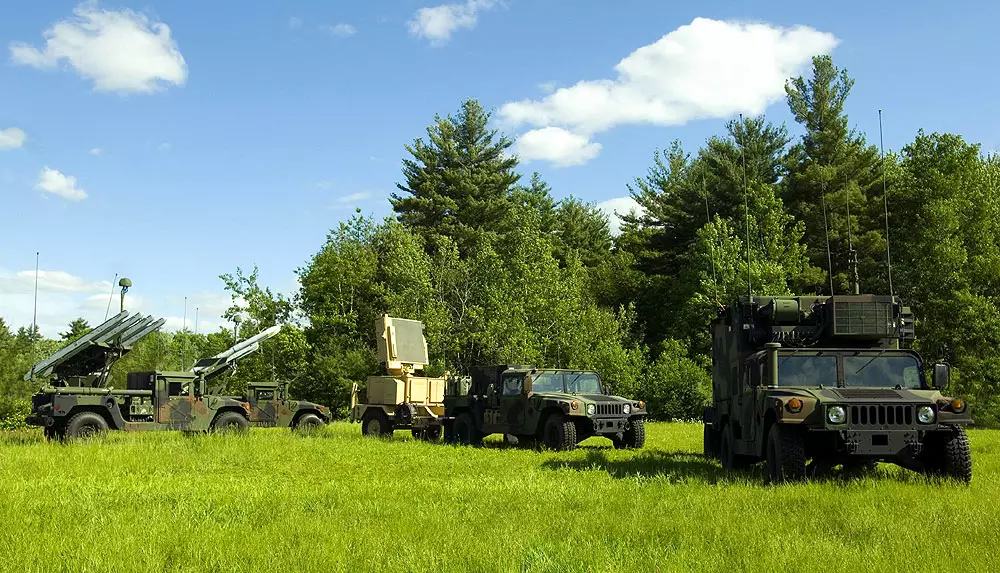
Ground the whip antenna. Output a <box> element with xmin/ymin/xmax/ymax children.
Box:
<box><xmin>879</xmin><ymin>109</ymin><xmax>894</xmax><ymax>298</ymax></box>
<box><xmin>703</xmin><ymin>173</ymin><xmax>719</xmax><ymax>302</ymax></box>
<box><xmin>846</xmin><ymin>177</ymin><xmax>859</xmax><ymax>294</ymax></box>
<box><xmin>821</xmin><ymin>181</ymin><xmax>834</xmax><ymax>295</ymax></box>
<box><xmin>739</xmin><ymin>113</ymin><xmax>752</xmax><ymax>299</ymax></box>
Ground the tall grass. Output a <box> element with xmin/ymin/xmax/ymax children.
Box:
<box><xmin>0</xmin><ymin>422</ymin><xmax>997</xmax><ymax>572</ymax></box>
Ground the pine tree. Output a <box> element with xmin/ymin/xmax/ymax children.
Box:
<box><xmin>60</xmin><ymin>318</ymin><xmax>91</xmax><ymax>342</ymax></box>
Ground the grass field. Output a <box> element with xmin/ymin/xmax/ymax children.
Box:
<box><xmin>1</xmin><ymin>422</ymin><xmax>998</xmax><ymax>573</ymax></box>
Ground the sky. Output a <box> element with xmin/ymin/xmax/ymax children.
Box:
<box><xmin>1</xmin><ymin>0</ymin><xmax>998</xmax><ymax>339</ymax></box>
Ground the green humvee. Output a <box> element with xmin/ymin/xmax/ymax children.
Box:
<box><xmin>24</xmin><ymin>311</ymin><xmax>282</xmax><ymax>440</ymax></box>
<box><xmin>703</xmin><ymin>295</ymin><xmax>974</xmax><ymax>483</ymax></box>
<box><xmin>443</xmin><ymin>365</ymin><xmax>647</xmax><ymax>450</ymax></box>
<box><xmin>235</xmin><ymin>380</ymin><xmax>330</xmax><ymax>431</ymax></box>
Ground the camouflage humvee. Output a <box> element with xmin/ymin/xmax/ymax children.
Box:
<box><xmin>704</xmin><ymin>295</ymin><xmax>974</xmax><ymax>483</ymax></box>
<box><xmin>233</xmin><ymin>380</ymin><xmax>330</xmax><ymax>431</ymax></box>
<box><xmin>443</xmin><ymin>365</ymin><xmax>647</xmax><ymax>451</ymax></box>
<box><xmin>23</xmin><ymin>311</ymin><xmax>282</xmax><ymax>440</ymax></box>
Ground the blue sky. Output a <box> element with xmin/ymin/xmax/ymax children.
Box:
<box><xmin>1</xmin><ymin>0</ymin><xmax>997</xmax><ymax>338</ymax></box>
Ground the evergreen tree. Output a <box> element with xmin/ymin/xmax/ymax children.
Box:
<box><xmin>59</xmin><ymin>318</ymin><xmax>91</xmax><ymax>342</ymax></box>
<box><xmin>391</xmin><ymin>98</ymin><xmax>521</xmax><ymax>256</ymax></box>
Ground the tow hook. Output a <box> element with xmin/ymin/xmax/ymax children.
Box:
<box><xmin>623</xmin><ymin>419</ymin><xmax>631</xmax><ymax>432</ymax></box>
<box><xmin>840</xmin><ymin>430</ymin><xmax>859</xmax><ymax>453</ymax></box>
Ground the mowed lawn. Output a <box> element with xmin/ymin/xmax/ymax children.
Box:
<box><xmin>1</xmin><ymin>422</ymin><xmax>998</xmax><ymax>573</ymax></box>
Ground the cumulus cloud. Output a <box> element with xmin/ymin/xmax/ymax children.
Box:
<box><xmin>596</xmin><ymin>197</ymin><xmax>644</xmax><ymax>236</ymax></box>
<box><xmin>499</xmin><ymin>17</ymin><xmax>837</xmax><ymax>166</ymax></box>
<box><xmin>0</xmin><ymin>127</ymin><xmax>26</xmax><ymax>150</ymax></box>
<box><xmin>514</xmin><ymin>126</ymin><xmax>602</xmax><ymax>167</ymax></box>
<box><xmin>0</xmin><ymin>269</ymin><xmax>111</xmax><ymax>295</ymax></box>
<box><xmin>9</xmin><ymin>1</ymin><xmax>188</xmax><ymax>93</ymax></box>
<box><xmin>35</xmin><ymin>167</ymin><xmax>88</xmax><ymax>201</ymax></box>
<box><xmin>323</xmin><ymin>23</ymin><xmax>357</xmax><ymax>38</ymax></box>
<box><xmin>407</xmin><ymin>0</ymin><xmax>496</xmax><ymax>45</ymax></box>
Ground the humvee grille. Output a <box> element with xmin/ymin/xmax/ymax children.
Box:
<box><xmin>850</xmin><ymin>404</ymin><xmax>913</xmax><ymax>427</ymax></box>
<box><xmin>596</xmin><ymin>404</ymin><xmax>624</xmax><ymax>417</ymax></box>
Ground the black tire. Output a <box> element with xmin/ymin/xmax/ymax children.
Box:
<box><xmin>44</xmin><ymin>425</ymin><xmax>62</xmax><ymax>441</ymax></box>
<box><xmin>613</xmin><ymin>418</ymin><xmax>645</xmax><ymax>450</ymax></box>
<box><xmin>361</xmin><ymin>410</ymin><xmax>392</xmax><ymax>437</ymax></box>
<box><xmin>65</xmin><ymin>412</ymin><xmax>108</xmax><ymax>440</ymax></box>
<box><xmin>542</xmin><ymin>413</ymin><xmax>577</xmax><ymax>451</ymax></box>
<box><xmin>442</xmin><ymin>421</ymin><xmax>456</xmax><ymax>443</ymax></box>
<box><xmin>765</xmin><ymin>424</ymin><xmax>807</xmax><ymax>483</ymax></box>
<box><xmin>720</xmin><ymin>423</ymin><xmax>752</xmax><ymax>470</ymax></box>
<box><xmin>453</xmin><ymin>413</ymin><xmax>481</xmax><ymax>445</ymax></box>
<box><xmin>211</xmin><ymin>411</ymin><xmax>250</xmax><ymax>433</ymax></box>
<box><xmin>703</xmin><ymin>424</ymin><xmax>721</xmax><ymax>459</ymax></box>
<box><xmin>424</xmin><ymin>425</ymin><xmax>441</xmax><ymax>441</ymax></box>
<box><xmin>922</xmin><ymin>427</ymin><xmax>972</xmax><ymax>483</ymax></box>
<box><xmin>294</xmin><ymin>413</ymin><xmax>323</xmax><ymax>433</ymax></box>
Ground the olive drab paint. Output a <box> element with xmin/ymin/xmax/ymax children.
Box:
<box><xmin>703</xmin><ymin>294</ymin><xmax>974</xmax><ymax>483</ymax></box>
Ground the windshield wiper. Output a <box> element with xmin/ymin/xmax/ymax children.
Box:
<box><xmin>853</xmin><ymin>349</ymin><xmax>887</xmax><ymax>376</ymax></box>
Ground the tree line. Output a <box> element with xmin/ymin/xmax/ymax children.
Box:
<box><xmin>3</xmin><ymin>55</ymin><xmax>999</xmax><ymax>427</ymax></box>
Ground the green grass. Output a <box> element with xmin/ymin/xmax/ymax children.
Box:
<box><xmin>0</xmin><ymin>422</ymin><xmax>997</xmax><ymax>572</ymax></box>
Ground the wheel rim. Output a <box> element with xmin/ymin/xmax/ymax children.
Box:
<box><xmin>79</xmin><ymin>424</ymin><xmax>100</xmax><ymax>438</ymax></box>
<box><xmin>366</xmin><ymin>418</ymin><xmax>380</xmax><ymax>435</ymax></box>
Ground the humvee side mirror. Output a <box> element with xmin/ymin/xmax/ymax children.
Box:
<box><xmin>932</xmin><ymin>363</ymin><xmax>950</xmax><ymax>390</ymax></box>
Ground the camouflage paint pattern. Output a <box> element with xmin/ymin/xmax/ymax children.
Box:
<box><xmin>232</xmin><ymin>381</ymin><xmax>331</xmax><ymax>428</ymax></box>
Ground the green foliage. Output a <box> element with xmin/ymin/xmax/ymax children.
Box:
<box><xmin>642</xmin><ymin>340</ymin><xmax>711</xmax><ymax>420</ymax></box>
<box><xmin>59</xmin><ymin>317</ymin><xmax>91</xmax><ymax>342</ymax></box>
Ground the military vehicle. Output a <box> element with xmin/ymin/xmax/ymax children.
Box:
<box><xmin>350</xmin><ymin>315</ymin><xmax>448</xmax><ymax>440</ymax></box>
<box><xmin>202</xmin><ymin>325</ymin><xmax>331</xmax><ymax>432</ymax></box>
<box><xmin>234</xmin><ymin>379</ymin><xmax>331</xmax><ymax>431</ymax></box>
<box><xmin>24</xmin><ymin>310</ymin><xmax>270</xmax><ymax>440</ymax></box>
<box><xmin>443</xmin><ymin>364</ymin><xmax>648</xmax><ymax>451</ymax></box>
<box><xmin>702</xmin><ymin>294</ymin><xmax>973</xmax><ymax>483</ymax></box>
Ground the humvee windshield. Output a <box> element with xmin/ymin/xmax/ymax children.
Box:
<box><xmin>530</xmin><ymin>371</ymin><xmax>603</xmax><ymax>394</ymax></box>
<box><xmin>844</xmin><ymin>354</ymin><xmax>921</xmax><ymax>389</ymax></box>
<box><xmin>776</xmin><ymin>355</ymin><xmax>837</xmax><ymax>387</ymax></box>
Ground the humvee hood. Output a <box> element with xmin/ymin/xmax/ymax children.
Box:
<box><xmin>814</xmin><ymin>388</ymin><xmax>928</xmax><ymax>402</ymax></box>
<box><xmin>534</xmin><ymin>392</ymin><xmax>630</xmax><ymax>403</ymax></box>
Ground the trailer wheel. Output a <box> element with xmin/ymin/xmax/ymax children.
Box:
<box><xmin>361</xmin><ymin>410</ymin><xmax>392</xmax><ymax>437</ymax></box>
<box><xmin>65</xmin><ymin>412</ymin><xmax>108</xmax><ymax>440</ymax></box>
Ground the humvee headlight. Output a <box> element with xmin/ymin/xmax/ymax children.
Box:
<box><xmin>917</xmin><ymin>405</ymin><xmax>935</xmax><ymax>424</ymax></box>
<box><xmin>951</xmin><ymin>398</ymin><xmax>966</xmax><ymax>413</ymax></box>
<box><xmin>571</xmin><ymin>401</ymin><xmax>579</xmax><ymax>410</ymax></box>
<box><xmin>638</xmin><ymin>401</ymin><xmax>645</xmax><ymax>409</ymax></box>
<box><xmin>786</xmin><ymin>398</ymin><xmax>803</xmax><ymax>413</ymax></box>
<box><xmin>827</xmin><ymin>405</ymin><xmax>847</xmax><ymax>424</ymax></box>
<box><xmin>622</xmin><ymin>404</ymin><xmax>631</xmax><ymax>415</ymax></box>
<box><xmin>586</xmin><ymin>404</ymin><xmax>596</xmax><ymax>416</ymax></box>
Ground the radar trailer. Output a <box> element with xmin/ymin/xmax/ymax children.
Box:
<box><xmin>24</xmin><ymin>311</ymin><xmax>272</xmax><ymax>440</ymax></box>
<box><xmin>703</xmin><ymin>295</ymin><xmax>973</xmax><ymax>483</ymax></box>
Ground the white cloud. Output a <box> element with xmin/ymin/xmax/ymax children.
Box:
<box><xmin>407</xmin><ymin>0</ymin><xmax>496</xmax><ymax>45</ymax></box>
<box><xmin>0</xmin><ymin>269</ymin><xmax>111</xmax><ymax>295</ymax></box>
<box><xmin>596</xmin><ymin>197</ymin><xmax>644</xmax><ymax>236</ymax></box>
<box><xmin>323</xmin><ymin>23</ymin><xmax>357</xmax><ymax>38</ymax></box>
<box><xmin>158</xmin><ymin>142</ymin><xmax>170</xmax><ymax>151</ymax></box>
<box><xmin>514</xmin><ymin>126</ymin><xmax>602</xmax><ymax>167</ymax></box>
<box><xmin>499</xmin><ymin>17</ymin><xmax>837</xmax><ymax>166</ymax></box>
<box><xmin>89</xmin><ymin>147</ymin><xmax>102</xmax><ymax>155</ymax></box>
<box><xmin>288</xmin><ymin>17</ymin><xmax>303</xmax><ymax>30</ymax></box>
<box><xmin>35</xmin><ymin>167</ymin><xmax>88</xmax><ymax>201</ymax></box>
<box><xmin>538</xmin><ymin>81</ymin><xmax>557</xmax><ymax>94</ymax></box>
<box><xmin>336</xmin><ymin>191</ymin><xmax>371</xmax><ymax>203</ymax></box>
<box><xmin>9</xmin><ymin>1</ymin><xmax>188</xmax><ymax>93</ymax></box>
<box><xmin>0</xmin><ymin>127</ymin><xmax>26</xmax><ymax>150</ymax></box>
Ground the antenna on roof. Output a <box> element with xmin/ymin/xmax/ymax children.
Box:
<box><xmin>821</xmin><ymin>181</ymin><xmax>834</xmax><ymax>295</ymax></box>
<box><xmin>739</xmin><ymin>113</ymin><xmax>752</xmax><ymax>300</ymax></box>
<box><xmin>104</xmin><ymin>273</ymin><xmax>118</xmax><ymax>321</ymax></box>
<box><xmin>846</xmin><ymin>176</ymin><xmax>859</xmax><ymax>295</ymax></box>
<box><xmin>702</xmin><ymin>172</ymin><xmax>720</xmax><ymax>306</ymax></box>
<box><xmin>30</xmin><ymin>251</ymin><xmax>39</xmax><ymax>379</ymax></box>
<box><xmin>879</xmin><ymin>109</ymin><xmax>895</xmax><ymax>298</ymax></box>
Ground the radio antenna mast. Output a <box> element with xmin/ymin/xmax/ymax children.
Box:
<box><xmin>846</xmin><ymin>176</ymin><xmax>859</xmax><ymax>294</ymax></box>
<box><xmin>702</xmin><ymin>172</ymin><xmax>719</xmax><ymax>302</ymax></box>
<box><xmin>879</xmin><ymin>109</ymin><xmax>894</xmax><ymax>298</ymax></box>
<box><xmin>739</xmin><ymin>113</ymin><xmax>752</xmax><ymax>299</ymax></box>
<box><xmin>104</xmin><ymin>273</ymin><xmax>118</xmax><ymax>320</ymax></box>
<box><xmin>821</xmin><ymin>181</ymin><xmax>834</xmax><ymax>295</ymax></box>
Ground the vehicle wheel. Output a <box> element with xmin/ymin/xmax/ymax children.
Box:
<box><xmin>542</xmin><ymin>414</ymin><xmax>577</xmax><ymax>451</ymax></box>
<box><xmin>414</xmin><ymin>426</ymin><xmax>441</xmax><ymax>441</ymax></box>
<box><xmin>720</xmin><ymin>423</ymin><xmax>751</xmax><ymax>470</ymax></box>
<box><xmin>922</xmin><ymin>427</ymin><xmax>972</xmax><ymax>483</ymax></box>
<box><xmin>211</xmin><ymin>411</ymin><xmax>250</xmax><ymax>434</ymax></box>
<box><xmin>44</xmin><ymin>425</ymin><xmax>62</xmax><ymax>441</ymax></box>
<box><xmin>65</xmin><ymin>412</ymin><xmax>108</xmax><ymax>440</ymax></box>
<box><xmin>442</xmin><ymin>421</ymin><xmax>455</xmax><ymax>443</ymax></box>
<box><xmin>294</xmin><ymin>413</ymin><xmax>323</xmax><ymax>433</ymax></box>
<box><xmin>453</xmin><ymin>413</ymin><xmax>481</xmax><ymax>445</ymax></box>
<box><xmin>765</xmin><ymin>424</ymin><xmax>806</xmax><ymax>483</ymax></box>
<box><xmin>361</xmin><ymin>410</ymin><xmax>392</xmax><ymax>437</ymax></box>
<box><xmin>703</xmin><ymin>424</ymin><xmax>721</xmax><ymax>459</ymax></box>
<box><xmin>613</xmin><ymin>418</ymin><xmax>644</xmax><ymax>450</ymax></box>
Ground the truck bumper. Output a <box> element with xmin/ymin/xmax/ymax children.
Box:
<box><xmin>589</xmin><ymin>417</ymin><xmax>634</xmax><ymax>435</ymax></box>
<box><xmin>813</xmin><ymin>428</ymin><xmax>925</xmax><ymax>458</ymax></box>
<box><xmin>24</xmin><ymin>414</ymin><xmax>51</xmax><ymax>427</ymax></box>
